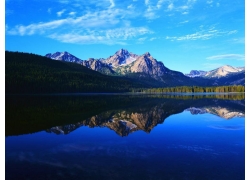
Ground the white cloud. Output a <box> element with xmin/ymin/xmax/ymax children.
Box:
<box><xmin>127</xmin><ymin>4</ymin><xmax>134</xmax><ymax>9</ymax></box>
<box><xmin>109</xmin><ymin>0</ymin><xmax>115</xmax><ymax>8</ymax></box>
<box><xmin>57</xmin><ymin>9</ymin><xmax>66</xmax><ymax>17</ymax></box>
<box><xmin>149</xmin><ymin>37</ymin><xmax>156</xmax><ymax>41</ymax></box>
<box><xmin>167</xmin><ymin>3</ymin><xmax>174</xmax><ymax>11</ymax></box>
<box><xmin>156</xmin><ymin>0</ymin><xmax>165</xmax><ymax>9</ymax></box>
<box><xmin>165</xmin><ymin>28</ymin><xmax>238</xmax><ymax>41</ymax></box>
<box><xmin>166</xmin><ymin>0</ymin><xmax>196</xmax><ymax>14</ymax></box>
<box><xmin>69</xmin><ymin>12</ymin><xmax>76</xmax><ymax>16</ymax></box>
<box><xmin>48</xmin><ymin>27</ymin><xmax>153</xmax><ymax>45</ymax></box>
<box><xmin>206</xmin><ymin>54</ymin><xmax>245</xmax><ymax>61</ymax></box>
<box><xmin>144</xmin><ymin>8</ymin><xmax>159</xmax><ymax>19</ymax></box>
<box><xmin>138</xmin><ymin>37</ymin><xmax>147</xmax><ymax>41</ymax></box>
<box><xmin>6</xmin><ymin>8</ymin><xmax>130</xmax><ymax>36</ymax></box>
<box><xmin>206</xmin><ymin>0</ymin><xmax>213</xmax><ymax>4</ymax></box>
<box><xmin>145</xmin><ymin>0</ymin><xmax>149</xmax><ymax>6</ymax></box>
<box><xmin>179</xmin><ymin>20</ymin><xmax>189</xmax><ymax>24</ymax></box>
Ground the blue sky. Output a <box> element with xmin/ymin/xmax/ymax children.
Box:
<box><xmin>5</xmin><ymin>0</ymin><xmax>245</xmax><ymax>73</ymax></box>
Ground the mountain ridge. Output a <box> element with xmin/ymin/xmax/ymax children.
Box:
<box><xmin>185</xmin><ymin>65</ymin><xmax>245</xmax><ymax>78</ymax></box>
<box><xmin>45</xmin><ymin>49</ymin><xmax>245</xmax><ymax>87</ymax></box>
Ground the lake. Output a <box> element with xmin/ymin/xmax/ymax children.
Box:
<box><xmin>5</xmin><ymin>93</ymin><xmax>245</xmax><ymax>180</ymax></box>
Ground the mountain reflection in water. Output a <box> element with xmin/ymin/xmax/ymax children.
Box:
<box><xmin>5</xmin><ymin>93</ymin><xmax>245</xmax><ymax>180</ymax></box>
<box><xmin>6</xmin><ymin>93</ymin><xmax>245</xmax><ymax>137</ymax></box>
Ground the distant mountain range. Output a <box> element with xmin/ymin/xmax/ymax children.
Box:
<box><xmin>185</xmin><ymin>65</ymin><xmax>245</xmax><ymax>78</ymax></box>
<box><xmin>46</xmin><ymin>49</ymin><xmax>245</xmax><ymax>87</ymax></box>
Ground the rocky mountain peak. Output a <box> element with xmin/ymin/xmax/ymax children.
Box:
<box><xmin>205</xmin><ymin>65</ymin><xmax>242</xmax><ymax>78</ymax></box>
<box><xmin>105</xmin><ymin>49</ymin><xmax>138</xmax><ymax>67</ymax></box>
<box><xmin>144</xmin><ymin>52</ymin><xmax>151</xmax><ymax>57</ymax></box>
<box><xmin>115</xmin><ymin>49</ymin><xmax>129</xmax><ymax>56</ymax></box>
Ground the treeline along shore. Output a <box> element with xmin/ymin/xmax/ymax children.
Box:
<box><xmin>131</xmin><ymin>85</ymin><xmax>245</xmax><ymax>93</ymax></box>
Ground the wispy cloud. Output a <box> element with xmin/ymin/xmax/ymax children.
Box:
<box><xmin>109</xmin><ymin>0</ymin><xmax>115</xmax><ymax>8</ymax></box>
<box><xmin>206</xmin><ymin>54</ymin><xmax>245</xmax><ymax>61</ymax></box>
<box><xmin>166</xmin><ymin>27</ymin><xmax>238</xmax><ymax>41</ymax></box>
<box><xmin>156</xmin><ymin>0</ymin><xmax>165</xmax><ymax>9</ymax></box>
<box><xmin>149</xmin><ymin>37</ymin><xmax>157</xmax><ymax>41</ymax></box>
<box><xmin>179</xmin><ymin>20</ymin><xmax>189</xmax><ymax>24</ymax></box>
<box><xmin>48</xmin><ymin>27</ymin><xmax>152</xmax><ymax>45</ymax></box>
<box><xmin>127</xmin><ymin>4</ymin><xmax>134</xmax><ymax>9</ymax></box>
<box><xmin>167</xmin><ymin>3</ymin><xmax>174</xmax><ymax>11</ymax></box>
<box><xmin>69</xmin><ymin>12</ymin><xmax>76</xmax><ymax>16</ymax></box>
<box><xmin>57</xmin><ymin>9</ymin><xmax>66</xmax><ymax>17</ymax></box>
<box><xmin>144</xmin><ymin>0</ymin><xmax>168</xmax><ymax>19</ymax></box>
<box><xmin>6</xmin><ymin>8</ymin><xmax>126</xmax><ymax>36</ymax></box>
<box><xmin>137</xmin><ymin>37</ymin><xmax>147</xmax><ymax>44</ymax></box>
<box><xmin>168</xmin><ymin>0</ymin><xmax>197</xmax><ymax>14</ymax></box>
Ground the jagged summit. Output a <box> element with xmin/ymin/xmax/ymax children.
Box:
<box><xmin>115</xmin><ymin>48</ymin><xmax>129</xmax><ymax>56</ymax></box>
<box><xmin>45</xmin><ymin>50</ymin><xmax>245</xmax><ymax>86</ymax></box>
<box><xmin>144</xmin><ymin>52</ymin><xmax>151</xmax><ymax>56</ymax></box>
<box><xmin>45</xmin><ymin>51</ymin><xmax>83</xmax><ymax>64</ymax></box>
<box><xmin>105</xmin><ymin>49</ymin><xmax>139</xmax><ymax>67</ymax></box>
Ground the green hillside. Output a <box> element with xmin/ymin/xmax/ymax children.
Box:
<box><xmin>5</xmin><ymin>51</ymin><xmax>149</xmax><ymax>93</ymax></box>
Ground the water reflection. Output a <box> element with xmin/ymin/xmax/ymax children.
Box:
<box><xmin>6</xmin><ymin>93</ymin><xmax>245</xmax><ymax>137</ymax></box>
<box><xmin>5</xmin><ymin>93</ymin><xmax>245</xmax><ymax>180</ymax></box>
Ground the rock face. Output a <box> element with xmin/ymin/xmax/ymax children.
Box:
<box><xmin>185</xmin><ymin>70</ymin><xmax>207</xmax><ymax>78</ymax></box>
<box><xmin>45</xmin><ymin>51</ymin><xmax>83</xmax><ymax>64</ymax></box>
<box><xmin>115</xmin><ymin>52</ymin><xmax>169</xmax><ymax>76</ymax></box>
<box><xmin>82</xmin><ymin>58</ymin><xmax>115</xmax><ymax>75</ymax></box>
<box><xmin>130</xmin><ymin>52</ymin><xmax>168</xmax><ymax>76</ymax></box>
<box><xmin>105</xmin><ymin>49</ymin><xmax>138</xmax><ymax>67</ymax></box>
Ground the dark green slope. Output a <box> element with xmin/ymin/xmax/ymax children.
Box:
<box><xmin>5</xmin><ymin>51</ymin><xmax>149</xmax><ymax>93</ymax></box>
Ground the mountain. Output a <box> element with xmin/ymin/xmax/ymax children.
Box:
<box><xmin>115</xmin><ymin>52</ymin><xmax>167</xmax><ymax>76</ymax></box>
<box><xmin>105</xmin><ymin>49</ymin><xmax>139</xmax><ymax>67</ymax></box>
<box><xmin>46</xmin><ymin>49</ymin><xmax>198</xmax><ymax>87</ymax></box>
<box><xmin>186</xmin><ymin>65</ymin><xmax>245</xmax><ymax>78</ymax></box>
<box><xmin>205</xmin><ymin>65</ymin><xmax>244</xmax><ymax>78</ymax></box>
<box><xmin>82</xmin><ymin>58</ymin><xmax>115</xmax><ymax>75</ymax></box>
<box><xmin>185</xmin><ymin>70</ymin><xmax>207</xmax><ymax>77</ymax></box>
<box><xmin>44</xmin><ymin>50</ymin><xmax>245</xmax><ymax>87</ymax></box>
<box><xmin>45</xmin><ymin>51</ymin><xmax>83</xmax><ymax>64</ymax></box>
<box><xmin>212</xmin><ymin>70</ymin><xmax>245</xmax><ymax>86</ymax></box>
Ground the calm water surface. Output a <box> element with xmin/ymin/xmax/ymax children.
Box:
<box><xmin>5</xmin><ymin>93</ymin><xmax>245</xmax><ymax>180</ymax></box>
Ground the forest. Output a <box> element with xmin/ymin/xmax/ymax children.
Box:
<box><xmin>131</xmin><ymin>85</ymin><xmax>245</xmax><ymax>93</ymax></box>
